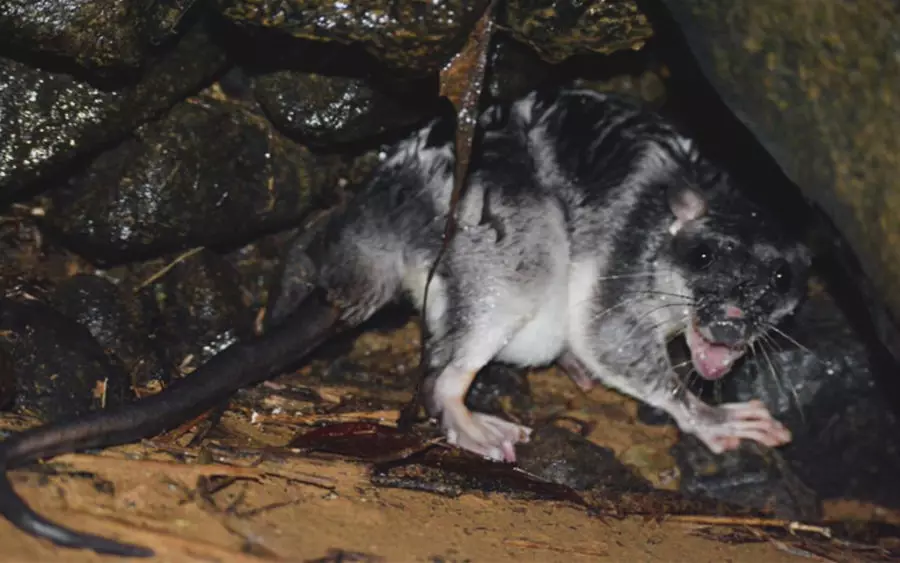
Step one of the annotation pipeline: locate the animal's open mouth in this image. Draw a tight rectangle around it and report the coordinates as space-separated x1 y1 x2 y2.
684 321 747 380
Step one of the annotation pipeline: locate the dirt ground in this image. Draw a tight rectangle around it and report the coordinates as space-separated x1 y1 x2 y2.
2 453 812 563
0 319 894 562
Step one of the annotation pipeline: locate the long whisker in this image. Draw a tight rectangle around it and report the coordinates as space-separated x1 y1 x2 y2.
685 368 701 393
758 336 805 423
623 305 692 338
604 309 691 353
751 339 785 398
576 288 694 313
764 323 829 368
594 271 674 282
589 294 693 324
614 288 695 300
757 330 786 354
590 294 654 322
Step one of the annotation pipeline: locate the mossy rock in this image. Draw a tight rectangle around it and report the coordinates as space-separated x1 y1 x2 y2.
215 0 490 74
503 0 653 63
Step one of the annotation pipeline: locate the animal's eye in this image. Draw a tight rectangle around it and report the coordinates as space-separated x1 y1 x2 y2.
770 259 792 293
686 242 715 270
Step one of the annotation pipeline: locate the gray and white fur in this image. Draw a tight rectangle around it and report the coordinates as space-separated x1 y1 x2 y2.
295 87 811 462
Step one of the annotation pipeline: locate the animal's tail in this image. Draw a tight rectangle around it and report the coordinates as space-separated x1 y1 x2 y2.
0 289 341 557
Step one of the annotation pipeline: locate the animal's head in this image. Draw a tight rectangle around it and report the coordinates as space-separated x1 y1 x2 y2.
662 175 811 381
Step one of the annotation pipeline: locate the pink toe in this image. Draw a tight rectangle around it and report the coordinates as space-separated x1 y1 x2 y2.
502 441 517 463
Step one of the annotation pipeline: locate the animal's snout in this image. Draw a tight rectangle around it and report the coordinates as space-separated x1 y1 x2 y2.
702 320 748 347
724 304 744 319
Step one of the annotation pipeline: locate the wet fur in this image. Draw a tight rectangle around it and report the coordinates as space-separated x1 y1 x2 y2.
0 87 811 556
299 87 810 460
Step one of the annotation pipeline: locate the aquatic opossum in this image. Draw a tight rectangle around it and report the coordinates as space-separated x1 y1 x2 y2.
0 87 811 556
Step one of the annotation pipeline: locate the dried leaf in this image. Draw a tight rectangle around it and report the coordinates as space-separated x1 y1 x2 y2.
373 444 586 505
287 421 437 462
438 0 498 224
403 0 499 429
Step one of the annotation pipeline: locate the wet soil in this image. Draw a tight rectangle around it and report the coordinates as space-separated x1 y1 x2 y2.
0 317 894 562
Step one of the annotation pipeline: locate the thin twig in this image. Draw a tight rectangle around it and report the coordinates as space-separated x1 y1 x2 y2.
670 515 832 538
134 246 204 290
251 409 400 427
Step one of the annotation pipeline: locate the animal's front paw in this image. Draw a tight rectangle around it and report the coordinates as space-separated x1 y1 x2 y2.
690 400 791 454
441 406 532 463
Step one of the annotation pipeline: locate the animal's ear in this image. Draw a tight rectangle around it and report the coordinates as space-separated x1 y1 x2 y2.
666 184 707 235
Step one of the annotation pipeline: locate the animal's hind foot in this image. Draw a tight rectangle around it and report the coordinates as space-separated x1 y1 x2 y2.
441 405 532 463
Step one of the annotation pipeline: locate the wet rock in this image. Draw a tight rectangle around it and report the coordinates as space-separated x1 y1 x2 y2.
667 282 900 515
0 214 49 276
216 66 257 104
220 230 299 324
518 425 653 492
372 442 584 503
0 289 133 421
51 274 169 388
483 32 551 102
672 439 821 520
40 97 340 266
338 146 386 189
135 250 253 376
503 0 653 64
253 71 438 149
0 0 199 72
0 22 228 199
216 0 491 75
655 0 900 359
0 347 15 411
146 0 204 44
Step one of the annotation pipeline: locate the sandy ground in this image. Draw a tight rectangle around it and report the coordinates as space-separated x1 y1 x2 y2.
1 446 809 563
0 320 893 562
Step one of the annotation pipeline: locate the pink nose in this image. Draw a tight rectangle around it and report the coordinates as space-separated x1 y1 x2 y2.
724 305 744 319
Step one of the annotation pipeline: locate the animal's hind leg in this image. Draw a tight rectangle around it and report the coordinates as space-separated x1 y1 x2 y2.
422 317 533 463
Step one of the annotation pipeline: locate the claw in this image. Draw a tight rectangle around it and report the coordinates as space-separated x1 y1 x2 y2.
690 400 791 453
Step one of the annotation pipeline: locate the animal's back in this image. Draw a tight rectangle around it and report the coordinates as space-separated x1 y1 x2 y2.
308 117 457 324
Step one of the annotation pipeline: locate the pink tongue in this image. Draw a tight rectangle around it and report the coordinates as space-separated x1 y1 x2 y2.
688 326 743 380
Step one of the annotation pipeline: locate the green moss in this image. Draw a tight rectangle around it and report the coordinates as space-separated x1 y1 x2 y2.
505 0 653 63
